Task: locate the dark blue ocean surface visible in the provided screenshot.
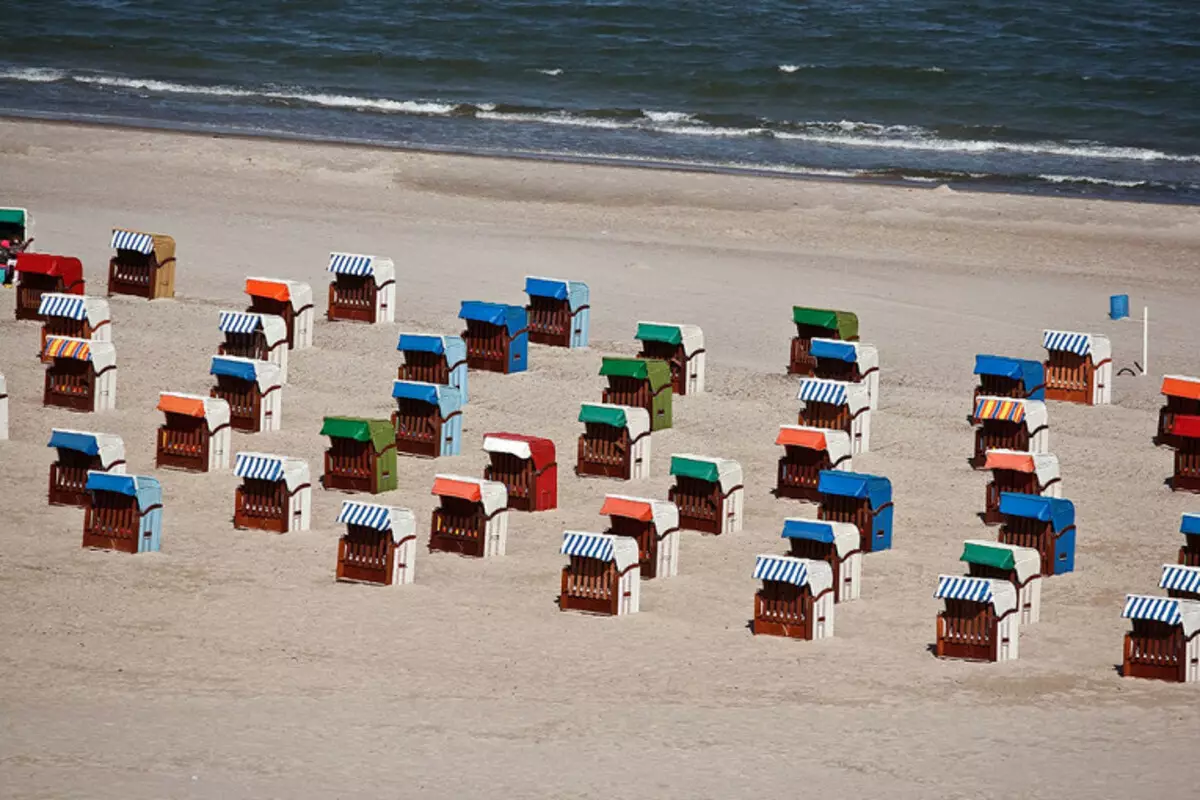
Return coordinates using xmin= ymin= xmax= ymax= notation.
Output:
xmin=2 ymin=0 xmax=1199 ymax=201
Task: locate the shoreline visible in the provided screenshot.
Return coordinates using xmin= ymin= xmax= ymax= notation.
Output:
xmin=3 ymin=109 xmax=1195 ymax=208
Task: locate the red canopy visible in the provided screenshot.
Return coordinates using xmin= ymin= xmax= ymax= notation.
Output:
xmin=16 ymin=253 xmax=84 ymax=293
xmin=1171 ymin=415 xmax=1200 ymax=440
xmin=484 ymin=432 xmax=555 ymax=470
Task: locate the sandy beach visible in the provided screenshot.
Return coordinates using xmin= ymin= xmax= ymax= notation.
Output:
xmin=2 ymin=118 xmax=1200 ymax=799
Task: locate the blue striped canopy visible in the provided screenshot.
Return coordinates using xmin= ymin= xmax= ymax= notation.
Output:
xmin=1181 ymin=514 xmax=1200 ymax=536
xmin=810 ymin=339 xmax=857 ymax=363
xmin=934 ymin=575 xmax=993 ymax=603
xmin=752 ymin=555 xmax=810 ymax=586
xmin=1042 ymin=330 xmax=1092 ymax=356
xmin=818 ymin=470 xmax=891 ymax=509
xmin=998 ymin=492 xmax=1074 ymax=532
xmin=37 ymin=294 xmax=87 ymax=320
xmin=47 ymin=429 xmax=100 ymax=455
xmin=1161 ymin=565 xmax=1200 ymax=595
xmin=328 ymin=252 xmax=374 ymax=275
xmin=234 ymin=452 xmax=285 ymax=482
xmin=1122 ymin=594 xmax=1182 ymax=626
xmin=561 ymin=531 xmax=615 ymax=562
xmin=210 ymin=356 xmax=258 ymax=383
xmin=781 ymin=518 xmax=837 ymax=543
xmin=111 ymin=229 xmax=154 ymax=254
xmin=398 ymin=334 xmax=445 ymax=355
xmin=218 ymin=311 xmax=263 ymax=334
xmin=798 ymin=378 xmax=847 ymax=406
xmin=337 ymin=501 xmax=393 ymax=530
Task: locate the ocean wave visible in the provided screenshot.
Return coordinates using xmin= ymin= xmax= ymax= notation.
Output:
xmin=535 ymin=68 xmax=563 ymax=76
xmin=1037 ymin=174 xmax=1148 ymax=188
xmin=5 ymin=67 xmax=1199 ymax=165
xmin=777 ymin=64 xmax=805 ymax=73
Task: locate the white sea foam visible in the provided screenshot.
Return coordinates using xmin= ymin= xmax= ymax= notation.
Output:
xmin=1038 ymin=174 xmax=1148 ymax=188
xmin=920 ymin=67 xmax=945 ymax=73
xmin=777 ymin=64 xmax=803 ymax=73
xmin=642 ymin=110 xmax=694 ymax=124
xmin=477 ymin=110 xmax=630 ymax=130
xmin=0 ymin=67 xmax=68 ymax=83
xmin=75 ymin=74 xmax=258 ymax=97
xmin=656 ymin=124 xmax=766 ymax=138
xmin=535 ymin=68 xmax=563 ymax=76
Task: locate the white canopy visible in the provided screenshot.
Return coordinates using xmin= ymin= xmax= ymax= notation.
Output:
xmin=387 ymin=507 xmax=417 ymax=543
xmin=615 ymin=405 xmax=650 ymax=439
xmin=482 ymin=435 xmax=531 ymax=461
xmin=638 ymin=320 xmax=705 ymax=357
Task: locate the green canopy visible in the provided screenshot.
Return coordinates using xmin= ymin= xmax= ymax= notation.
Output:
xmin=792 ymin=307 xmax=859 ymax=340
xmin=669 ymin=455 xmax=719 ymax=482
xmin=960 ymin=541 xmax=1015 ymax=571
xmin=635 ymin=323 xmax=682 ymax=346
xmin=578 ymin=404 xmax=627 ymax=428
xmin=320 ymin=416 xmax=394 ymax=453
xmin=600 ymin=357 xmax=672 ymax=390
xmin=0 ymin=208 xmax=26 ymax=226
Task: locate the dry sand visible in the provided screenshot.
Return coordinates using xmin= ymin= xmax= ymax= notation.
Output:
xmin=2 ymin=119 xmax=1200 ymax=799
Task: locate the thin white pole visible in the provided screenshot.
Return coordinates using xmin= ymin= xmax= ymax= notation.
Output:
xmin=1143 ymin=306 xmax=1149 ymax=376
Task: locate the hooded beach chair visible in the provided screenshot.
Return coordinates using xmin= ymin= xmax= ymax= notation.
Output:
xmin=429 ymin=475 xmax=509 ymax=558
xmin=210 ymin=356 xmax=283 ymax=433
xmin=1168 ymin=414 xmax=1200 ymax=493
xmin=47 ymin=429 xmax=125 ymax=507
xmin=483 ymin=433 xmax=557 ymax=511
xmin=781 ymin=519 xmax=862 ymax=602
xmin=817 ymin=470 xmax=893 ymax=553
xmin=774 ymin=425 xmax=853 ymax=502
xmin=326 ymin=252 xmax=396 ymax=324
xmin=0 ymin=207 xmax=31 ymax=258
xmin=1121 ymin=594 xmax=1200 ymax=683
xmin=788 ymin=306 xmax=858 ymax=376
xmin=600 ymin=357 xmax=673 ymax=431
xmin=459 ymin=301 xmax=529 ymax=373
xmin=320 ymin=416 xmax=397 ymax=494
xmin=752 ymin=555 xmax=835 ymax=640
xmin=576 ymin=403 xmax=651 ymax=480
xmin=980 ymin=450 xmax=1061 ymax=525
xmin=1180 ymin=514 xmax=1200 ymax=567
xmin=232 ymin=452 xmax=311 ymax=533
xmin=971 ymin=355 xmax=1045 ymax=418
xmin=245 ymin=277 xmax=314 ymax=349
xmin=1042 ymin=330 xmax=1112 ymax=405
xmin=559 ymin=532 xmax=641 ymax=615
xmin=797 ymin=378 xmax=871 ymax=453
xmin=397 ymin=334 xmax=469 ymax=402
xmin=970 ymin=396 xmax=1049 ymax=468
xmin=109 ymin=229 xmax=175 ymax=299
xmin=83 ymin=472 xmax=163 ymax=554
xmin=391 ymin=381 xmax=463 ymax=458
xmin=997 ymin=492 xmax=1075 ymax=576
xmin=635 ymin=322 xmax=705 ymax=395
xmin=37 ymin=294 xmax=111 ymax=359
xmin=217 ymin=310 xmax=289 ymax=383
xmin=668 ymin=454 xmax=744 ymax=535
xmin=961 ymin=540 xmax=1043 ymax=625
xmin=599 ymin=494 xmax=680 ymax=579
xmin=934 ymin=576 xmax=1019 ymax=662
xmin=524 ymin=276 xmax=590 ymax=348
xmin=336 ymin=502 xmax=418 ymax=586
xmin=811 ymin=338 xmax=879 ymax=410
xmin=42 ymin=337 xmax=117 ymax=413
xmin=155 ymin=393 xmax=231 ymax=472
xmin=1156 ymin=376 xmax=1200 ymax=449
xmin=14 ymin=253 xmax=84 ymax=321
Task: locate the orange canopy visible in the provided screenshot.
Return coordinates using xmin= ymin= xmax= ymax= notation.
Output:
xmin=245 ymin=278 xmax=290 ymax=302
xmin=1162 ymin=376 xmax=1200 ymax=401
xmin=983 ymin=451 xmax=1035 ymax=473
xmin=157 ymin=393 xmax=206 ymax=417
xmin=431 ymin=476 xmax=481 ymax=502
xmin=775 ymin=427 xmax=827 ymax=449
xmin=599 ymin=496 xmax=653 ymax=521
